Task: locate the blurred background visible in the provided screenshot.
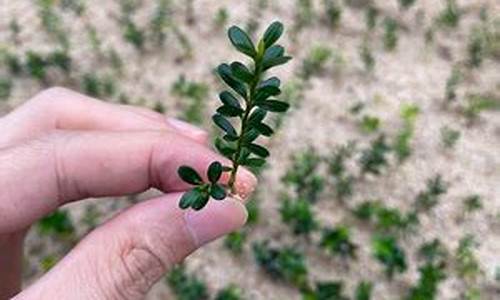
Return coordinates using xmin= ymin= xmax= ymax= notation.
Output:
xmin=1 ymin=0 xmax=500 ymax=299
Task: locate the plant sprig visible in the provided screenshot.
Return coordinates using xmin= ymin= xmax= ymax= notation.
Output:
xmin=177 ymin=21 xmax=292 ymax=210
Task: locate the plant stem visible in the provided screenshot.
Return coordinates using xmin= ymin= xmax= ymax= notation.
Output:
xmin=228 ymin=56 xmax=264 ymax=193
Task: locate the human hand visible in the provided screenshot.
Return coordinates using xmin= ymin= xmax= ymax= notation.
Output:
xmin=0 ymin=88 xmax=257 ymax=299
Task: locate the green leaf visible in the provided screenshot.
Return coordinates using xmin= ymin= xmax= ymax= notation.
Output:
xmin=230 ymin=62 xmax=254 ymax=83
xmin=248 ymin=108 xmax=267 ymax=126
xmin=255 ymin=122 xmax=274 ymax=136
xmin=215 ymin=137 xmax=236 ymax=158
xmin=263 ymin=21 xmax=284 ymax=48
xmin=256 ymin=100 xmax=290 ymax=112
xmin=228 ymin=26 xmax=256 ymax=58
xmin=242 ymin=157 xmax=267 ymax=167
xmin=178 ymin=166 xmax=203 ymax=185
xmin=179 ymin=188 xmax=203 ymax=209
xmin=242 ymin=128 xmax=260 ymax=144
xmin=255 ymin=85 xmax=281 ymax=102
xmin=246 ymin=143 xmax=270 ymax=158
xmin=210 ymin=184 xmax=227 ymax=200
xmin=207 ymin=161 xmax=223 ymax=183
xmin=217 ymin=105 xmax=243 ymax=117
xmin=191 ymin=192 xmax=210 ymax=211
xmin=263 ymin=45 xmax=284 ymax=61
xmin=263 ymin=55 xmax=292 ymax=70
xmin=259 ymin=76 xmax=281 ymax=88
xmin=217 ymin=64 xmax=247 ymax=99
xmin=213 ymin=113 xmax=238 ymax=138
xmin=219 ymin=91 xmax=242 ymax=109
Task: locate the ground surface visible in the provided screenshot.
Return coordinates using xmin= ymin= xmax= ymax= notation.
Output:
xmin=1 ymin=0 xmax=500 ymax=299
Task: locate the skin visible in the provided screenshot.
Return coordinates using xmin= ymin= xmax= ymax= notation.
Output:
xmin=0 ymin=87 xmax=257 ymax=300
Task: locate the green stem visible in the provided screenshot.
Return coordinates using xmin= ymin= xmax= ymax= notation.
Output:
xmin=228 ymin=55 xmax=264 ymax=193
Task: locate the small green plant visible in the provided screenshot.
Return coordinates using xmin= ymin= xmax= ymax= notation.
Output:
xmin=463 ymin=93 xmax=500 ymax=122
xmin=355 ymin=281 xmax=373 ymax=300
xmin=372 ymin=235 xmax=407 ymax=279
xmin=37 ymin=209 xmax=75 ymax=239
xmin=359 ymin=135 xmax=391 ymax=175
xmin=282 ymin=148 xmax=324 ymax=203
xmin=323 ymin=0 xmax=342 ymax=29
xmin=37 ymin=0 xmax=69 ymax=48
xmin=26 ymin=51 xmax=48 ymax=81
xmin=360 ymin=115 xmax=380 ymax=133
xmin=467 ymin=26 xmax=486 ymax=68
xmin=462 ymin=194 xmax=483 ymax=214
xmin=214 ymin=7 xmax=229 ymax=29
xmin=440 ymin=126 xmax=461 ymax=149
xmin=81 ymin=73 xmax=116 ymax=98
xmin=167 ymin=265 xmax=209 ymax=300
xmin=253 ymin=241 xmax=308 ymax=288
xmin=40 ymin=254 xmax=59 ymax=272
xmin=437 ymin=0 xmax=461 ymax=28
xmin=280 ymin=196 xmax=318 ymax=236
xmin=224 ymin=231 xmax=247 ymax=254
xmin=149 ymin=0 xmax=172 ymax=47
xmin=445 ymin=66 xmax=461 ymax=103
xmin=354 ymin=200 xmax=418 ymax=233
xmin=399 ymin=0 xmax=417 ymax=10
xmin=0 ymin=77 xmax=12 ymax=100
xmin=300 ymin=45 xmax=332 ymax=80
xmin=394 ymin=104 xmax=420 ymax=162
xmin=365 ymin=6 xmax=378 ymax=31
xmin=215 ymin=284 xmax=244 ymax=300
xmin=9 ymin=18 xmax=21 ymax=44
xmin=319 ymin=226 xmax=358 ymax=259
xmin=359 ymin=40 xmax=375 ymax=73
xmin=383 ymin=18 xmax=398 ymax=51
xmin=177 ymin=22 xmax=291 ymax=210
xmin=302 ymin=281 xmax=349 ymax=300
xmin=415 ymin=175 xmax=448 ymax=211
xmin=455 ymin=235 xmax=481 ymax=281
xmin=328 ymin=143 xmax=356 ymax=200
xmin=171 ymin=75 xmax=209 ymax=125
xmin=60 ymin=0 xmax=86 ymax=15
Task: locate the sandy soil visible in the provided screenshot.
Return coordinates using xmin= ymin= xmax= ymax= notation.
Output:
xmin=1 ymin=0 xmax=500 ymax=299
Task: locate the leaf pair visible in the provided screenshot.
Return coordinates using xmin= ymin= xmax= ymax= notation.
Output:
xmin=178 ymin=162 xmax=227 ymax=210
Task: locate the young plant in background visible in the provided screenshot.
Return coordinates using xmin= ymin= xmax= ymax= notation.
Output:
xmin=302 ymin=281 xmax=349 ymax=300
xmin=280 ymin=196 xmax=318 ymax=236
xmin=37 ymin=209 xmax=75 ymax=241
xmin=399 ymin=0 xmax=417 ymax=10
xmin=253 ymin=241 xmax=309 ymax=288
xmin=359 ymin=135 xmax=391 ymax=175
xmin=444 ymin=66 xmax=461 ymax=103
xmin=0 ymin=77 xmax=13 ymax=100
xmin=177 ymin=21 xmax=291 ymax=210
xmin=215 ymin=284 xmax=244 ymax=300
xmin=415 ymin=175 xmax=448 ymax=212
xmin=171 ymin=75 xmax=209 ymax=125
xmin=355 ymin=281 xmax=373 ymax=300
xmin=372 ymin=235 xmax=407 ymax=279
xmin=440 ymin=126 xmax=461 ymax=149
xmin=319 ymin=226 xmax=358 ymax=259
xmin=282 ymin=148 xmax=324 ymax=203
xmin=323 ymin=0 xmax=342 ymax=29
xmin=394 ymin=104 xmax=420 ymax=162
xmin=365 ymin=6 xmax=378 ymax=31
xmin=166 ymin=265 xmax=209 ymax=300
xmin=437 ymin=0 xmax=461 ymax=28
xmin=328 ymin=143 xmax=356 ymax=200
xmin=224 ymin=231 xmax=247 ymax=254
xmin=359 ymin=40 xmax=376 ymax=73
xmin=300 ymin=45 xmax=332 ymax=80
xmin=463 ymin=93 xmax=500 ymax=122
xmin=383 ymin=18 xmax=398 ymax=51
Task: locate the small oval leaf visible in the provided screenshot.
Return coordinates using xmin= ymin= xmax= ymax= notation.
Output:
xmin=256 ymin=100 xmax=290 ymax=113
xmin=178 ymin=166 xmax=203 ymax=185
xmin=263 ymin=21 xmax=284 ymax=48
xmin=207 ymin=161 xmax=223 ymax=183
xmin=213 ymin=113 xmax=238 ymax=137
xmin=210 ymin=184 xmax=227 ymax=200
xmin=246 ymin=143 xmax=270 ymax=158
xmin=228 ymin=26 xmax=256 ymax=58
xmin=230 ymin=62 xmax=254 ymax=83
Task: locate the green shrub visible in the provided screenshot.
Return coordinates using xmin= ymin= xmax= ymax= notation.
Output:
xmin=372 ymin=235 xmax=407 ymax=279
xmin=280 ymin=196 xmax=318 ymax=236
xmin=319 ymin=226 xmax=358 ymax=259
xmin=167 ymin=265 xmax=209 ymax=300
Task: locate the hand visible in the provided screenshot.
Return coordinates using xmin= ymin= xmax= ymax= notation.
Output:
xmin=0 ymin=88 xmax=257 ymax=300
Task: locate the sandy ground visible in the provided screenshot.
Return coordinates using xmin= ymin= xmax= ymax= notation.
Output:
xmin=1 ymin=0 xmax=500 ymax=299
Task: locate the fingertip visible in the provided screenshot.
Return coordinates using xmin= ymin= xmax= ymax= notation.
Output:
xmin=234 ymin=167 xmax=258 ymax=201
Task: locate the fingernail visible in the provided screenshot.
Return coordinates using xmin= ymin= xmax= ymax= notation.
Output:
xmin=184 ymin=198 xmax=248 ymax=246
xmin=234 ymin=168 xmax=258 ymax=200
xmin=167 ymin=117 xmax=207 ymax=140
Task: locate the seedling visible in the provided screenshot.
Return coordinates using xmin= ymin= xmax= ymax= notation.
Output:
xmin=60 ymin=0 xmax=86 ymax=15
xmin=462 ymin=194 xmax=483 ymax=214
xmin=418 ymin=239 xmax=448 ymax=264
xmin=167 ymin=265 xmax=209 ymax=300
xmin=415 ymin=175 xmax=448 ymax=211
xmin=214 ymin=8 xmax=229 ymax=29
xmin=359 ymin=40 xmax=375 ymax=73
xmin=467 ymin=26 xmax=486 ymax=68
xmin=282 ymin=148 xmax=324 ymax=203
xmin=319 ymin=226 xmax=358 ymax=259
xmin=0 ymin=77 xmax=12 ymax=100
xmin=365 ymin=6 xmax=378 ymax=31
xmin=463 ymin=93 xmax=500 ymax=122
xmin=40 ymin=254 xmax=59 ymax=272
xmin=215 ymin=284 xmax=244 ymax=300
xmin=372 ymin=235 xmax=407 ymax=279
xmin=323 ymin=0 xmax=342 ymax=29
xmin=359 ymin=135 xmax=391 ymax=175
xmin=359 ymin=115 xmax=380 ymax=133
xmin=300 ymin=45 xmax=332 ymax=80
xmin=399 ymin=0 xmax=416 ymax=10
xmin=437 ymin=0 xmax=461 ymax=28
xmin=355 ymin=281 xmax=373 ymax=300
xmin=253 ymin=241 xmax=308 ymax=288
xmin=150 ymin=0 xmax=172 ymax=47
xmin=440 ymin=126 xmax=460 ymax=149
xmin=81 ymin=73 xmax=116 ymax=98
xmin=37 ymin=209 xmax=75 ymax=240
xmin=302 ymin=281 xmax=349 ymax=300
xmin=9 ymin=18 xmax=21 ymax=44
xmin=394 ymin=104 xmax=420 ymax=162
xmin=171 ymin=75 xmax=209 ymax=125
xmin=177 ymin=22 xmax=291 ymax=210
xmin=455 ymin=235 xmax=481 ymax=282
xmin=280 ymin=196 xmax=318 ymax=236
xmin=26 ymin=51 xmax=48 ymax=81
xmin=37 ymin=0 xmax=70 ymax=48
xmin=224 ymin=231 xmax=247 ymax=254
xmin=383 ymin=18 xmax=398 ymax=51
xmin=328 ymin=143 xmax=356 ymax=200
xmin=293 ymin=0 xmax=315 ymax=35
xmin=445 ymin=66 xmax=461 ymax=103
xmin=1 ymin=50 xmax=22 ymax=75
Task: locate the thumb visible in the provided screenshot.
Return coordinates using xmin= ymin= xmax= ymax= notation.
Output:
xmin=15 ymin=194 xmax=247 ymax=300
